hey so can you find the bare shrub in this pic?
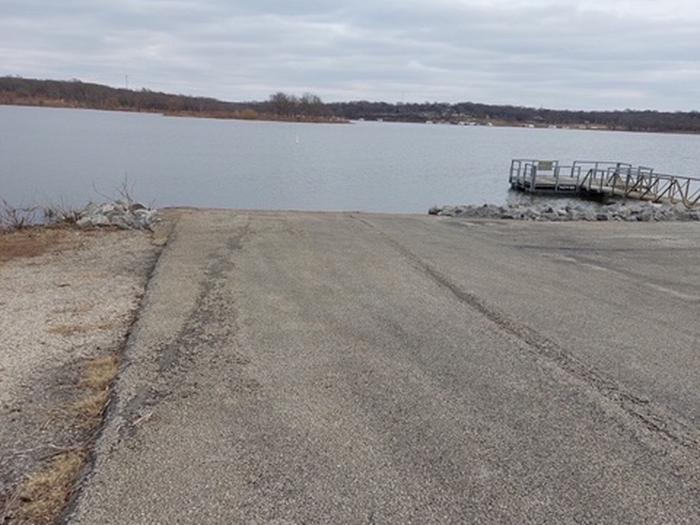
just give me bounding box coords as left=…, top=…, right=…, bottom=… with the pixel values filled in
left=42, top=199, right=81, bottom=225
left=0, top=199, right=38, bottom=230
left=92, top=174, right=138, bottom=207
left=116, top=175, right=136, bottom=206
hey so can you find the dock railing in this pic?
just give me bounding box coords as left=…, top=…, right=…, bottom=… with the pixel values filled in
left=510, top=159, right=700, bottom=208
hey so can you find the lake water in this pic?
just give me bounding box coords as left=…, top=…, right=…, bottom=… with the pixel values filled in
left=2, top=105, right=700, bottom=213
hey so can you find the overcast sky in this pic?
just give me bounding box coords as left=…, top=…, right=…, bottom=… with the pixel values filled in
left=2, top=0, right=699, bottom=110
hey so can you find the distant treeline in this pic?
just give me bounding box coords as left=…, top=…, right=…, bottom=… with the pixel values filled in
left=0, top=77, right=336, bottom=122
left=326, top=101, right=700, bottom=133
left=2, top=76, right=700, bottom=132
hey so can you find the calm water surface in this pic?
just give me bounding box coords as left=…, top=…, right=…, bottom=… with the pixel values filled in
left=2, top=105, right=700, bottom=213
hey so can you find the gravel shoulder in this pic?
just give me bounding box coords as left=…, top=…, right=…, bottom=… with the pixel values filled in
left=0, top=226, right=162, bottom=524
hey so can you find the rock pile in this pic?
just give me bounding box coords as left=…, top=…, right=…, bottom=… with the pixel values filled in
left=429, top=202, right=700, bottom=222
left=73, top=201, right=158, bottom=230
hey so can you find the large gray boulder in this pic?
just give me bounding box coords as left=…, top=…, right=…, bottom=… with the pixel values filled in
left=74, top=201, right=157, bottom=230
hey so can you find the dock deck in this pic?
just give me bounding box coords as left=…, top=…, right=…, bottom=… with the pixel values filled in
left=510, top=159, right=700, bottom=208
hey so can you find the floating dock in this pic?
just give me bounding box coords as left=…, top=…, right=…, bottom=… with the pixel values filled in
left=510, top=159, right=700, bottom=208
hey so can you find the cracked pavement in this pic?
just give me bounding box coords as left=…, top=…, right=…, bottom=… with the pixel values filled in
left=69, top=211, right=700, bottom=524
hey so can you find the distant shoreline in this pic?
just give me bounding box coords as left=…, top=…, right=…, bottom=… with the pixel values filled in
left=5, top=101, right=700, bottom=136
left=0, top=99, right=350, bottom=124
left=3, top=77, right=700, bottom=134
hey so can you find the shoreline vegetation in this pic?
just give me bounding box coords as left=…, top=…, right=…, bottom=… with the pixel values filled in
left=0, top=178, right=158, bottom=233
left=2, top=76, right=700, bottom=133
left=0, top=95, right=350, bottom=125
left=0, top=77, right=349, bottom=124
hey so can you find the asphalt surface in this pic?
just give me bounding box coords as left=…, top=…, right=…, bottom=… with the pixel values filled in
left=69, top=211, right=700, bottom=524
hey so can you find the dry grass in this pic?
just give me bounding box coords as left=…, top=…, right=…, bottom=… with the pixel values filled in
left=8, top=449, right=86, bottom=525
left=0, top=225, right=126, bottom=266
left=72, top=390, right=110, bottom=422
left=3, top=354, right=120, bottom=523
left=82, top=354, right=119, bottom=391
left=72, top=354, right=119, bottom=421
left=48, top=321, right=116, bottom=337
left=0, top=228, right=75, bottom=264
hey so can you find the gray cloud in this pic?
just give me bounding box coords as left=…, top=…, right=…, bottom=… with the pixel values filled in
left=0, top=0, right=699, bottom=109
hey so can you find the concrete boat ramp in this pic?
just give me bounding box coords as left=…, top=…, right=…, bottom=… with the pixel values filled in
left=69, top=210, right=700, bottom=524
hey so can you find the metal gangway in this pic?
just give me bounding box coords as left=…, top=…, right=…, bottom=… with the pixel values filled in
left=509, top=159, right=700, bottom=208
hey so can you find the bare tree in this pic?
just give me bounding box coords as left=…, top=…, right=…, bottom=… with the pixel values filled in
left=300, top=93, right=324, bottom=116
left=269, top=92, right=293, bottom=116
